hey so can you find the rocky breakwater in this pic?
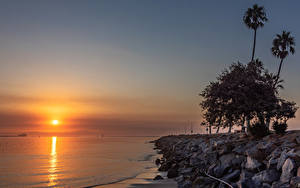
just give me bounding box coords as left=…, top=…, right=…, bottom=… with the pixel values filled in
left=154, top=131, right=300, bottom=188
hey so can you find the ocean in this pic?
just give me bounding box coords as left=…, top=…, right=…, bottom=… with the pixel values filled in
left=0, top=136, right=158, bottom=187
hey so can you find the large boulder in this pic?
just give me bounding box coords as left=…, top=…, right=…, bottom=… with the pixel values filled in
left=262, top=183, right=271, bottom=188
left=219, top=153, right=236, bottom=171
left=277, top=149, right=288, bottom=171
left=267, top=157, right=278, bottom=169
left=178, top=180, right=192, bottom=188
left=192, top=176, right=215, bottom=186
left=222, top=169, right=240, bottom=182
left=179, top=167, right=193, bottom=176
left=252, top=169, right=280, bottom=184
left=290, top=176, right=300, bottom=188
left=237, top=178, right=256, bottom=188
left=167, top=166, right=179, bottom=178
left=246, top=143, right=268, bottom=162
left=271, top=181, right=290, bottom=188
left=295, top=136, right=300, bottom=145
left=213, top=163, right=226, bottom=178
left=245, top=156, right=262, bottom=171
left=280, top=158, right=296, bottom=183
left=233, top=144, right=246, bottom=155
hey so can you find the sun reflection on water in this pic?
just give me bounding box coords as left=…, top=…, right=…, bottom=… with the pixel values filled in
left=48, top=136, right=57, bottom=186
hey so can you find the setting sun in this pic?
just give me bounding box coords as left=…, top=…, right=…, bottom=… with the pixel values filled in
left=52, top=120, right=59, bottom=125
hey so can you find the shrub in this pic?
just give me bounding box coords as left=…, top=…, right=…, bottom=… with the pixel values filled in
left=248, top=122, right=270, bottom=138
left=272, top=121, right=287, bottom=134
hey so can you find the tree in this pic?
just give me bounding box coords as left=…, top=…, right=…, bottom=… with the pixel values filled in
left=271, top=31, right=295, bottom=86
left=200, top=60, right=290, bottom=134
left=274, top=99, right=298, bottom=124
left=243, top=4, right=268, bottom=62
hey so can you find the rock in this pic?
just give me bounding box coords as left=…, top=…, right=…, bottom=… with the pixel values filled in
left=178, top=180, right=192, bottom=188
left=290, top=176, right=300, bottom=188
left=180, top=167, right=193, bottom=175
left=175, top=175, right=184, bottom=183
left=153, top=175, right=163, bottom=180
left=232, top=155, right=245, bottom=168
left=222, top=169, right=240, bottom=182
left=192, top=176, right=215, bottom=185
left=267, top=157, right=278, bottom=169
left=153, top=132, right=300, bottom=188
left=277, top=149, right=288, bottom=171
left=246, top=144, right=268, bottom=162
left=271, top=181, right=290, bottom=188
left=167, top=167, right=179, bottom=178
left=214, top=164, right=225, bottom=178
left=237, top=178, right=255, bottom=188
left=218, top=144, right=233, bottom=155
left=155, top=158, right=161, bottom=166
left=280, top=158, right=296, bottom=183
left=262, top=183, right=271, bottom=188
left=191, top=146, right=198, bottom=152
left=219, top=153, right=236, bottom=171
left=258, top=142, right=276, bottom=156
left=240, top=170, right=255, bottom=180
left=282, top=142, right=296, bottom=149
left=295, top=136, right=300, bottom=144
left=270, top=147, right=282, bottom=159
left=233, top=144, right=245, bottom=155
left=206, top=151, right=218, bottom=165
left=245, top=156, right=262, bottom=171
left=252, top=169, right=280, bottom=184
left=189, top=152, right=202, bottom=166
left=158, top=161, right=172, bottom=171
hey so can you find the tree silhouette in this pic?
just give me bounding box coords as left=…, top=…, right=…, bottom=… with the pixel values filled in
left=200, top=60, right=297, bottom=134
left=271, top=31, right=295, bottom=86
left=243, top=4, right=268, bottom=62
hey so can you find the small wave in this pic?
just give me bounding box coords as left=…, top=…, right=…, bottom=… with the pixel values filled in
left=82, top=173, right=139, bottom=188
left=137, top=154, right=155, bottom=162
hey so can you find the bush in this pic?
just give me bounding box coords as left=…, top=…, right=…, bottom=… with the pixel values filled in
left=248, top=122, right=270, bottom=138
left=272, top=121, right=287, bottom=134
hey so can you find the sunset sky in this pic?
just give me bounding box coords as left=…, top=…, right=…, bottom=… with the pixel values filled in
left=1, top=0, right=300, bottom=136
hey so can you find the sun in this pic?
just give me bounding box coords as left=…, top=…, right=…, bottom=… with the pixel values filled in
left=52, top=120, right=59, bottom=125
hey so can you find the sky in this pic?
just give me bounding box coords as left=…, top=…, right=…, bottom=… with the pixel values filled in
left=0, top=0, right=300, bottom=136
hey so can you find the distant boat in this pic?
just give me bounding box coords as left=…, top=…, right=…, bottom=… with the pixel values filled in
left=18, top=133, right=27, bottom=137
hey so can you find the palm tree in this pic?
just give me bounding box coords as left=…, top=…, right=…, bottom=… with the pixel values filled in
left=271, top=31, right=295, bottom=86
left=243, top=4, right=268, bottom=62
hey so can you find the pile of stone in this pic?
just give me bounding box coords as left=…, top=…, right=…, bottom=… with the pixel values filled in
left=153, top=131, right=300, bottom=188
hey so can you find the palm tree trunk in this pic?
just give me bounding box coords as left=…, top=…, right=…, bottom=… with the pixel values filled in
left=251, top=29, right=257, bottom=62
left=275, top=58, right=284, bottom=86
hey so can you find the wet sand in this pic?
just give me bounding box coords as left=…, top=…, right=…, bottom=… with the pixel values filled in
left=98, top=167, right=177, bottom=188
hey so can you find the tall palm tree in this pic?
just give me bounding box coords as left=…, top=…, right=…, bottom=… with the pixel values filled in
left=271, top=31, right=295, bottom=86
left=243, top=4, right=268, bottom=62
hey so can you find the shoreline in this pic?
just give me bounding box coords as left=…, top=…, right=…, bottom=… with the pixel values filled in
left=98, top=167, right=177, bottom=188
left=95, top=140, right=177, bottom=188
left=153, top=131, right=300, bottom=187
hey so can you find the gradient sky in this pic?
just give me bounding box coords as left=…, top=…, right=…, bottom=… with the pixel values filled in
left=0, top=0, right=300, bottom=136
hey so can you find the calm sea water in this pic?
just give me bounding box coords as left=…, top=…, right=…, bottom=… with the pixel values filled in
left=0, top=136, right=158, bottom=188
